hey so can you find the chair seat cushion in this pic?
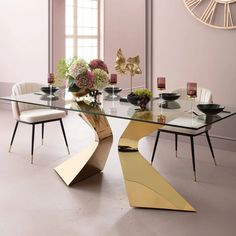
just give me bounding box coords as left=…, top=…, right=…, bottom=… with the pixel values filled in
left=19, top=109, right=66, bottom=123
left=159, top=125, right=208, bottom=136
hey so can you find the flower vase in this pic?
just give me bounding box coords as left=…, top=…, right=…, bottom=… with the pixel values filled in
left=68, top=84, right=89, bottom=97
left=89, top=89, right=102, bottom=104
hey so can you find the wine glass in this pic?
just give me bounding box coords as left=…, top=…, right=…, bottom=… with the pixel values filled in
left=187, top=82, right=197, bottom=113
left=157, top=77, right=166, bottom=114
left=48, top=73, right=55, bottom=98
left=110, top=74, right=117, bottom=98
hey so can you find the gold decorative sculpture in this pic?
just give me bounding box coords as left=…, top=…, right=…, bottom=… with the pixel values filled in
left=54, top=101, right=113, bottom=185
left=118, top=115, right=195, bottom=211
left=115, top=48, right=142, bottom=92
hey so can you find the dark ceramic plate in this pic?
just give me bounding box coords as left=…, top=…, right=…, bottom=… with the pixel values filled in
left=161, top=93, right=180, bottom=101
left=104, top=87, right=122, bottom=95
left=197, top=104, right=225, bottom=115
left=161, top=101, right=181, bottom=109
left=41, top=86, right=59, bottom=95
left=40, top=95, right=59, bottom=101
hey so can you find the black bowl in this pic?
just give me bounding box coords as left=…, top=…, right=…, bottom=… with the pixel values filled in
left=161, top=93, right=180, bottom=101
left=127, top=94, right=140, bottom=106
left=197, top=104, right=225, bottom=115
left=41, top=86, right=59, bottom=95
left=104, top=87, right=122, bottom=95
left=127, top=94, right=151, bottom=110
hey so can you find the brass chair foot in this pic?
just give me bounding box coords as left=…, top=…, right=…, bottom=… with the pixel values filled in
left=31, top=155, right=33, bottom=164
left=194, top=171, right=197, bottom=182
left=213, top=158, right=217, bottom=166
left=8, top=145, right=12, bottom=153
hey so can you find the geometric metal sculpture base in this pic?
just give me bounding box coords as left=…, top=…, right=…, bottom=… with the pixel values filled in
left=55, top=104, right=195, bottom=211
left=54, top=102, right=113, bottom=186
left=118, top=114, right=196, bottom=212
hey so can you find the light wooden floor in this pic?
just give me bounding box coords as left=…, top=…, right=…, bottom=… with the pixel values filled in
left=0, top=109, right=236, bottom=236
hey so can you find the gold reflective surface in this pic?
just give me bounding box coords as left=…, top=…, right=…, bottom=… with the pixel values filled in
left=119, top=118, right=196, bottom=211
left=54, top=102, right=113, bottom=186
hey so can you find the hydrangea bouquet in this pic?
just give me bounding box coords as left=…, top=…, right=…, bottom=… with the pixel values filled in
left=57, top=57, right=109, bottom=95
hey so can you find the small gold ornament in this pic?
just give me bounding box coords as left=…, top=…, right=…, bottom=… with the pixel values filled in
left=115, top=48, right=127, bottom=74
left=115, top=48, right=142, bottom=92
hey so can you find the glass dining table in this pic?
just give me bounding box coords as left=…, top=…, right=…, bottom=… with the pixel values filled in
left=1, top=91, right=236, bottom=212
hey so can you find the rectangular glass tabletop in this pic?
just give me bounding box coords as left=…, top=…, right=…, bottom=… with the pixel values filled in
left=1, top=90, right=235, bottom=130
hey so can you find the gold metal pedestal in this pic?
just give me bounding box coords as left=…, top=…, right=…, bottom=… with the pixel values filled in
left=118, top=118, right=196, bottom=211
left=54, top=102, right=113, bottom=186
left=55, top=103, right=195, bottom=211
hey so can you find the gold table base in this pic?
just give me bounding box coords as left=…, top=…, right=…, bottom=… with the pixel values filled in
left=54, top=102, right=113, bottom=186
left=55, top=105, right=195, bottom=211
left=119, top=120, right=195, bottom=211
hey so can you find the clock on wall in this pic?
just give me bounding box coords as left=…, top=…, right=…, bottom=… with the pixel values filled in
left=183, top=0, right=236, bottom=29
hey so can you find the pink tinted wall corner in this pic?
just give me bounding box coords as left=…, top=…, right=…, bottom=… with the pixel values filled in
left=0, top=0, right=48, bottom=85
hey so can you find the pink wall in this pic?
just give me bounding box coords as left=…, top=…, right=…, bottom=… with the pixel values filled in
left=104, top=0, right=146, bottom=90
left=153, top=0, right=236, bottom=107
left=0, top=0, right=48, bottom=85
left=153, top=0, right=236, bottom=144
left=52, top=0, right=65, bottom=73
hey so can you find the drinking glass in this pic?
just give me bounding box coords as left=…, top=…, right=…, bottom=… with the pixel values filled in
left=187, top=82, right=197, bottom=113
left=48, top=73, right=55, bottom=98
left=157, top=77, right=166, bottom=90
left=157, top=77, right=166, bottom=114
left=110, top=74, right=117, bottom=98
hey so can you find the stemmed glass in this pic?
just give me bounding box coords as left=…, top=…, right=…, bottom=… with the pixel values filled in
left=110, top=74, right=117, bottom=98
left=48, top=73, right=55, bottom=98
left=157, top=77, right=166, bottom=114
left=109, top=74, right=117, bottom=114
left=187, top=82, right=197, bottom=113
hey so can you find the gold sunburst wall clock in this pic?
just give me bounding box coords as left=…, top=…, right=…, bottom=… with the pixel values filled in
left=183, top=0, right=236, bottom=29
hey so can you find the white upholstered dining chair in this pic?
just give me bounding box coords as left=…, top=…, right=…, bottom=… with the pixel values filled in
left=9, top=82, right=70, bottom=164
left=151, top=87, right=216, bottom=181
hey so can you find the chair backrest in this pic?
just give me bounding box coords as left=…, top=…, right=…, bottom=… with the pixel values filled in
left=11, top=82, right=45, bottom=120
left=172, top=87, right=213, bottom=103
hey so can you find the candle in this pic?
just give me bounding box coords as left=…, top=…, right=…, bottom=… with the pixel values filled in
left=187, top=82, right=197, bottom=97
left=157, top=77, right=166, bottom=90
left=110, top=74, right=117, bottom=85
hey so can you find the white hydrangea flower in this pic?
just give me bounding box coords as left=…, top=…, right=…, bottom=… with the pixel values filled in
left=93, top=68, right=109, bottom=89
left=68, top=58, right=88, bottom=79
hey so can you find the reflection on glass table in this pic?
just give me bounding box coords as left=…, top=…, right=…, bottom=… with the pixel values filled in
left=0, top=91, right=235, bottom=212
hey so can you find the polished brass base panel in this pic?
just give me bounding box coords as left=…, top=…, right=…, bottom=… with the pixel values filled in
left=119, top=119, right=196, bottom=211
left=55, top=103, right=113, bottom=186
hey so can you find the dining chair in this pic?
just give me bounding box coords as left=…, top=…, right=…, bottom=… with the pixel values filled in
left=9, top=82, right=70, bottom=164
left=151, top=87, right=216, bottom=181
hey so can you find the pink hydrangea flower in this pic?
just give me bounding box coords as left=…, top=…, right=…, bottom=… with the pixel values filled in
left=89, top=59, right=109, bottom=73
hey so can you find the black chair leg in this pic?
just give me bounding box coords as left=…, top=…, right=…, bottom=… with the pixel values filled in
left=31, top=124, right=35, bottom=164
left=9, top=121, right=19, bottom=152
left=59, top=119, right=70, bottom=155
left=205, top=131, right=217, bottom=166
left=151, top=131, right=160, bottom=165
left=190, top=136, right=196, bottom=182
left=42, top=123, right=44, bottom=145
left=175, top=134, right=178, bottom=158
